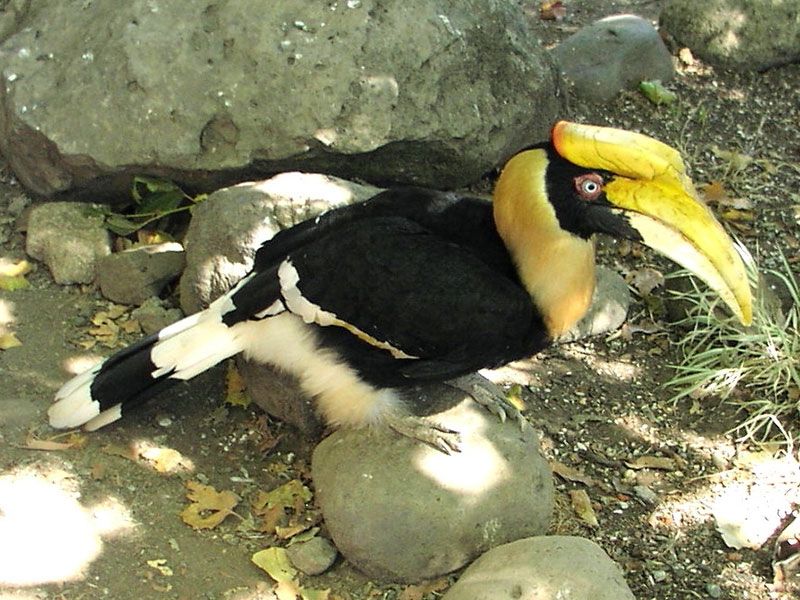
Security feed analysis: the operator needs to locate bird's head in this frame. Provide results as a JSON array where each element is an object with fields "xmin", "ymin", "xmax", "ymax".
[{"xmin": 493, "ymin": 121, "xmax": 752, "ymax": 335}]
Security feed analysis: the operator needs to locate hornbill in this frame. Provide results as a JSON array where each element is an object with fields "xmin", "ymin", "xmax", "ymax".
[{"xmin": 48, "ymin": 122, "xmax": 752, "ymax": 450}]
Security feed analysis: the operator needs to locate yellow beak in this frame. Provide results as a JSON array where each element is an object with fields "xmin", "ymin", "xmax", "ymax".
[{"xmin": 552, "ymin": 121, "xmax": 753, "ymax": 325}]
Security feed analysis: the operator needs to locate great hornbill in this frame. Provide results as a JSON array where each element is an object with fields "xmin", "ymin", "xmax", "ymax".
[{"xmin": 48, "ymin": 122, "xmax": 752, "ymax": 450}]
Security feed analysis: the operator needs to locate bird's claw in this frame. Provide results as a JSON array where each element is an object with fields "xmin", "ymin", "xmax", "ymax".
[
  {"xmin": 447, "ymin": 373, "xmax": 528, "ymax": 431},
  {"xmin": 385, "ymin": 414, "xmax": 462, "ymax": 454}
]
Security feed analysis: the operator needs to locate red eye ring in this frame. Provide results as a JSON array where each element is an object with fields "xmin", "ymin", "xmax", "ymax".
[{"xmin": 574, "ymin": 173, "xmax": 604, "ymax": 201}]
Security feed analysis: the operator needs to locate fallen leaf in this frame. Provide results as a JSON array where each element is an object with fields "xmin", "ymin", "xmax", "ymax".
[
  {"xmin": 720, "ymin": 209, "xmax": 755, "ymax": 222},
  {"xmin": 711, "ymin": 145, "xmax": 754, "ymax": 172},
  {"xmin": 225, "ymin": 360, "xmax": 251, "ymax": 407},
  {"xmin": 569, "ymin": 489, "xmax": 599, "ymax": 528},
  {"xmin": 400, "ymin": 578, "xmax": 450, "ymax": 600},
  {"xmin": 701, "ymin": 180, "xmax": 730, "ymax": 205},
  {"xmin": 19, "ymin": 431, "xmax": 87, "ymax": 451},
  {"xmin": 551, "ymin": 461, "xmax": 595, "ymax": 487},
  {"xmin": 0, "ymin": 275, "xmax": 29, "ymax": 291},
  {"xmin": 639, "ymin": 80, "xmax": 677, "ymax": 105},
  {"xmin": 180, "ymin": 481, "xmax": 240, "ymax": 529},
  {"xmin": 0, "ymin": 332, "xmax": 22, "ymax": 350},
  {"xmin": 300, "ymin": 588, "xmax": 331, "ymax": 600},
  {"xmin": 624, "ymin": 456, "xmax": 676, "ymax": 471},
  {"xmin": 139, "ymin": 446, "xmax": 190, "ymax": 474},
  {"xmin": 276, "ymin": 521, "xmax": 315, "ymax": 540},
  {"xmin": 0, "ymin": 259, "xmax": 32, "ymax": 277},
  {"xmin": 254, "ymin": 480, "xmax": 313, "ymax": 514},
  {"xmin": 628, "ymin": 267, "xmax": 665, "ymax": 296},
  {"xmin": 539, "ymin": 1, "xmax": 566, "ymax": 20},
  {"xmin": 146, "ymin": 558, "xmax": 173, "ymax": 577},
  {"xmin": 251, "ymin": 547, "xmax": 297, "ymax": 582}
]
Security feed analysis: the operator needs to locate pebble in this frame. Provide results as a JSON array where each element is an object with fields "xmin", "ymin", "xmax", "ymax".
[
  {"xmin": 652, "ymin": 569, "xmax": 668, "ymax": 582},
  {"xmin": 706, "ymin": 583, "xmax": 722, "ymax": 598},
  {"xmin": 286, "ymin": 536, "xmax": 338, "ymax": 575},
  {"xmin": 633, "ymin": 484, "xmax": 660, "ymax": 505}
]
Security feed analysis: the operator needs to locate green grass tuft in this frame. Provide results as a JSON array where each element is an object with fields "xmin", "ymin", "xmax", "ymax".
[{"xmin": 666, "ymin": 248, "xmax": 800, "ymax": 447}]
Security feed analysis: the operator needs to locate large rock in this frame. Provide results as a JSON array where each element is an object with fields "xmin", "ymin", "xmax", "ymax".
[
  {"xmin": 25, "ymin": 201, "xmax": 111, "ymax": 284},
  {"xmin": 551, "ymin": 14, "xmax": 674, "ymax": 102},
  {"xmin": 311, "ymin": 388, "xmax": 554, "ymax": 582},
  {"xmin": 0, "ymin": 0, "xmax": 561, "ymax": 199},
  {"xmin": 179, "ymin": 172, "xmax": 381, "ymax": 313},
  {"xmin": 442, "ymin": 536, "xmax": 636, "ymax": 600},
  {"xmin": 661, "ymin": 0, "xmax": 800, "ymax": 71}
]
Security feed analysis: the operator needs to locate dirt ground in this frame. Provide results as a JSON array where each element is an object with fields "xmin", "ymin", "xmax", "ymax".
[{"xmin": 2, "ymin": 2, "xmax": 800, "ymax": 599}]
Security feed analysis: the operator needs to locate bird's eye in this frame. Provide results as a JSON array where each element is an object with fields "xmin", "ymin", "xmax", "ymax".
[{"xmin": 574, "ymin": 173, "xmax": 604, "ymax": 201}]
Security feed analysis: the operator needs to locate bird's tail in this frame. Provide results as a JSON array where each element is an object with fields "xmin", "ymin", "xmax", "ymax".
[{"xmin": 48, "ymin": 298, "xmax": 249, "ymax": 431}]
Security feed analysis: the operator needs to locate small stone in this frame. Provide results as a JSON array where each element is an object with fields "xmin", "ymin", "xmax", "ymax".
[
  {"xmin": 633, "ymin": 484, "xmax": 660, "ymax": 505},
  {"xmin": 25, "ymin": 202, "xmax": 111, "ymax": 284},
  {"xmin": 130, "ymin": 298, "xmax": 183, "ymax": 335},
  {"xmin": 706, "ymin": 583, "xmax": 722, "ymax": 598},
  {"xmin": 156, "ymin": 415, "xmax": 173, "ymax": 427},
  {"xmin": 96, "ymin": 242, "xmax": 185, "ymax": 305},
  {"xmin": 285, "ymin": 537, "xmax": 337, "ymax": 576},
  {"xmin": 651, "ymin": 569, "xmax": 668, "ymax": 582}
]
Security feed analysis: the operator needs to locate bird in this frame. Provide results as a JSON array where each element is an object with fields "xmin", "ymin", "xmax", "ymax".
[{"xmin": 48, "ymin": 121, "xmax": 753, "ymax": 452}]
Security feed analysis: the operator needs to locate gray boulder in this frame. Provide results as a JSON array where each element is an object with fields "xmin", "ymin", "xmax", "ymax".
[
  {"xmin": 25, "ymin": 201, "xmax": 111, "ymax": 284},
  {"xmin": 442, "ymin": 536, "xmax": 635, "ymax": 600},
  {"xmin": 551, "ymin": 14, "xmax": 674, "ymax": 102},
  {"xmin": 0, "ymin": 0, "xmax": 560, "ymax": 199},
  {"xmin": 96, "ymin": 242, "xmax": 185, "ymax": 305},
  {"xmin": 311, "ymin": 388, "xmax": 554, "ymax": 582},
  {"xmin": 558, "ymin": 266, "xmax": 630, "ymax": 342},
  {"xmin": 661, "ymin": 0, "xmax": 800, "ymax": 71},
  {"xmin": 179, "ymin": 172, "xmax": 381, "ymax": 314}
]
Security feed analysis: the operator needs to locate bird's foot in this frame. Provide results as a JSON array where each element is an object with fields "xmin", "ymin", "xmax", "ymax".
[
  {"xmin": 447, "ymin": 373, "xmax": 528, "ymax": 431},
  {"xmin": 384, "ymin": 413, "xmax": 462, "ymax": 455}
]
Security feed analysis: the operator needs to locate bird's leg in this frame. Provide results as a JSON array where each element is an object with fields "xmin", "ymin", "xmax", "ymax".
[
  {"xmin": 446, "ymin": 372, "xmax": 528, "ymax": 430},
  {"xmin": 382, "ymin": 413, "xmax": 462, "ymax": 455}
]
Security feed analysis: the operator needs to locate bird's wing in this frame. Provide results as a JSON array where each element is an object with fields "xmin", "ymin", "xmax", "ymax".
[{"xmin": 274, "ymin": 215, "xmax": 545, "ymax": 384}]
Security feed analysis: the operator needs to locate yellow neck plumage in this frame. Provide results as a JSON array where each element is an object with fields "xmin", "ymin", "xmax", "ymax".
[{"xmin": 493, "ymin": 149, "xmax": 596, "ymax": 338}]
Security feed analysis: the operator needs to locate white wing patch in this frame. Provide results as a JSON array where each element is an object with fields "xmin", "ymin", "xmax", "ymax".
[{"xmin": 277, "ymin": 259, "xmax": 417, "ymax": 360}]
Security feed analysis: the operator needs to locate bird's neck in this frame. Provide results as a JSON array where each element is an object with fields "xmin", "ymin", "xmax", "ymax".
[{"xmin": 493, "ymin": 148, "xmax": 596, "ymax": 337}]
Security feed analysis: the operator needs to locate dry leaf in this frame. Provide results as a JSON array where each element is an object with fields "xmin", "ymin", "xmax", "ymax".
[
  {"xmin": 400, "ymin": 578, "xmax": 450, "ymax": 600},
  {"xmin": 225, "ymin": 360, "xmax": 251, "ymax": 407},
  {"xmin": 711, "ymin": 145, "xmax": 754, "ymax": 172},
  {"xmin": 570, "ymin": 489, "xmax": 599, "ymax": 528},
  {"xmin": 629, "ymin": 267, "xmax": 665, "ymax": 296},
  {"xmin": 0, "ymin": 332, "xmax": 22, "ymax": 350},
  {"xmin": 539, "ymin": 1, "xmax": 566, "ymax": 20},
  {"xmin": 254, "ymin": 480, "xmax": 313, "ymax": 514},
  {"xmin": 146, "ymin": 559, "xmax": 173, "ymax": 577},
  {"xmin": 276, "ymin": 521, "xmax": 315, "ymax": 540},
  {"xmin": 702, "ymin": 180, "xmax": 729, "ymax": 205},
  {"xmin": 139, "ymin": 446, "xmax": 190, "ymax": 474},
  {"xmin": 551, "ymin": 461, "xmax": 595, "ymax": 487},
  {"xmin": 251, "ymin": 547, "xmax": 297, "ymax": 582},
  {"xmin": 0, "ymin": 259, "xmax": 32, "ymax": 277},
  {"xmin": 624, "ymin": 456, "xmax": 676, "ymax": 471},
  {"xmin": 180, "ymin": 481, "xmax": 240, "ymax": 529},
  {"xmin": 20, "ymin": 431, "xmax": 87, "ymax": 451}
]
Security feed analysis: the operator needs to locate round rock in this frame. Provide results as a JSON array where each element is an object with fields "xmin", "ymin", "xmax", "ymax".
[
  {"xmin": 311, "ymin": 385, "xmax": 554, "ymax": 583},
  {"xmin": 551, "ymin": 14, "xmax": 674, "ymax": 102},
  {"xmin": 442, "ymin": 536, "xmax": 635, "ymax": 600}
]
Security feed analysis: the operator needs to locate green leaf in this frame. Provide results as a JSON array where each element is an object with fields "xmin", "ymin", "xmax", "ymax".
[
  {"xmin": 135, "ymin": 190, "xmax": 185, "ymax": 216},
  {"xmin": 639, "ymin": 80, "xmax": 677, "ymax": 105},
  {"xmin": 132, "ymin": 176, "xmax": 181, "ymax": 202},
  {"xmin": 104, "ymin": 213, "xmax": 142, "ymax": 236},
  {"xmin": 0, "ymin": 275, "xmax": 29, "ymax": 291},
  {"xmin": 251, "ymin": 547, "xmax": 297, "ymax": 582}
]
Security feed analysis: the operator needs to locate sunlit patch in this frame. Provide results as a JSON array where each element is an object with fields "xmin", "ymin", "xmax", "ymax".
[
  {"xmin": 561, "ymin": 346, "xmax": 642, "ymax": 382},
  {"xmin": 61, "ymin": 353, "xmax": 104, "ymax": 377},
  {"xmin": 413, "ymin": 399, "xmax": 511, "ymax": 497},
  {"xmin": 132, "ymin": 439, "xmax": 195, "ymax": 474},
  {"xmin": 0, "ymin": 466, "xmax": 136, "ymax": 586}
]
